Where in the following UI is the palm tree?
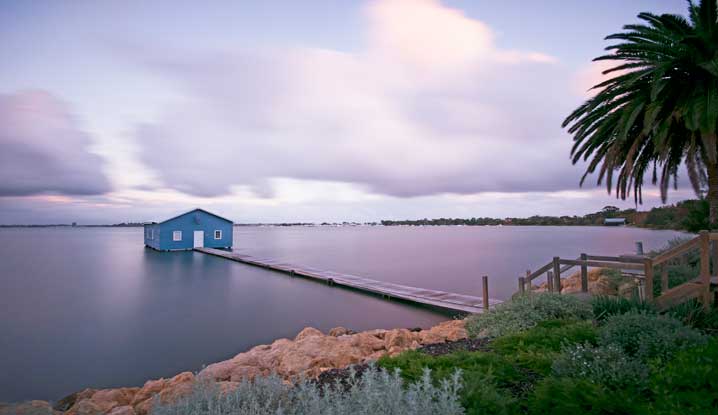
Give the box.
[563,0,718,226]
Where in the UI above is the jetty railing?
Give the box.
[519,231,718,310]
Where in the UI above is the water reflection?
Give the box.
[0,226,688,402]
[0,228,446,402]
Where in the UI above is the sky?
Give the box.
[0,0,694,224]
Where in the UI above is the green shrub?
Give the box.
[378,351,524,413]
[650,263,699,298]
[466,293,593,338]
[552,343,649,390]
[457,372,518,415]
[152,366,465,415]
[527,377,645,415]
[591,296,656,321]
[599,311,706,363]
[492,320,597,355]
[490,319,598,375]
[599,268,630,290]
[649,338,718,414]
[378,350,522,390]
[665,299,718,334]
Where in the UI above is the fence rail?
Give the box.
[519,231,718,310]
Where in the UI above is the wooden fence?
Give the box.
[518,231,718,310]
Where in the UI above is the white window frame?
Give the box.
[147,228,154,240]
[173,230,182,241]
[214,230,222,240]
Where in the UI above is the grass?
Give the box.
[592,295,656,321]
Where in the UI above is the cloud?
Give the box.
[572,60,632,98]
[0,91,111,196]
[135,0,576,199]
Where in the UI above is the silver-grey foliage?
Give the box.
[466,293,593,338]
[152,366,464,415]
[552,342,650,389]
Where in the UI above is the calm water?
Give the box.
[0,226,687,402]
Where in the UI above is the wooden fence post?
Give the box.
[552,257,561,293]
[712,239,718,276]
[699,230,711,308]
[518,277,525,295]
[660,264,668,294]
[547,271,554,292]
[580,253,588,292]
[526,270,532,292]
[643,258,654,301]
[482,275,490,311]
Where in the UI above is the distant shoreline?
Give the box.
[0,200,704,232]
[1,199,703,231]
[0,223,691,232]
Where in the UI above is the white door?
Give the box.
[193,231,204,248]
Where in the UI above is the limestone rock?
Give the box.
[418,329,444,345]
[131,379,166,406]
[349,332,385,353]
[532,268,633,297]
[427,320,467,342]
[589,277,616,296]
[384,329,414,350]
[155,372,194,407]
[328,326,350,337]
[129,374,186,415]
[132,399,153,415]
[0,400,54,415]
[65,399,104,415]
[294,327,323,341]
[107,406,135,415]
[65,387,139,415]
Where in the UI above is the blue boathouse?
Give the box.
[144,208,233,251]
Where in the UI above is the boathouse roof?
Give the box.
[150,208,234,225]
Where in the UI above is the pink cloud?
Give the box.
[573,60,630,98]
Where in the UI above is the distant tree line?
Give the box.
[381,199,709,232]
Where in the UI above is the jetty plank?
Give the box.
[195,247,502,314]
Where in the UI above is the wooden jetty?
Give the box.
[195,247,502,314]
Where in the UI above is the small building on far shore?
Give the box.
[603,218,626,226]
[144,208,233,251]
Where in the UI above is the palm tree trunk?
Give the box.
[709,162,718,228]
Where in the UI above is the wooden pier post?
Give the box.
[482,275,490,311]
[635,241,644,256]
[699,230,711,308]
[518,277,525,295]
[580,253,588,292]
[552,257,561,293]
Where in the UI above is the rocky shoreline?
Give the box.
[1,320,467,415]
